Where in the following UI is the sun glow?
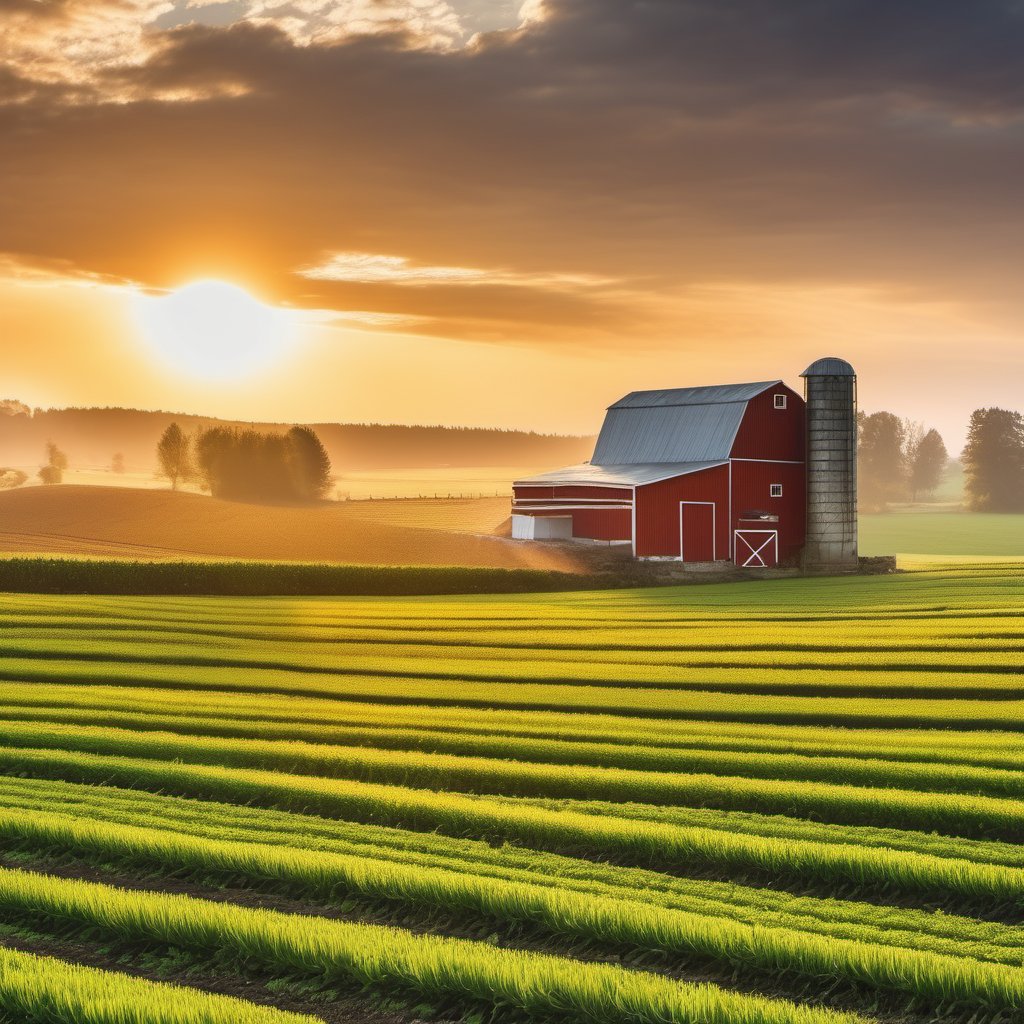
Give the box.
[131,280,298,381]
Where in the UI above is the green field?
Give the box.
[860,511,1024,557]
[0,563,1021,1023]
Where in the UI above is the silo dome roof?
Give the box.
[800,357,855,377]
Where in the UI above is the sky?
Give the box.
[2,0,1024,447]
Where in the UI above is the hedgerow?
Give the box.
[0,557,592,596]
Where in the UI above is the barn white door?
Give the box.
[679,501,716,562]
[734,530,778,567]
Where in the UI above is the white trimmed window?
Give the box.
[773,394,787,409]
[770,483,783,497]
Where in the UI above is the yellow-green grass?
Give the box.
[0,867,863,1024]
[3,771,1023,903]
[0,776,1020,955]
[0,947,314,1024]
[5,744,1024,907]
[0,564,1021,1022]
[860,512,1024,558]
[1,792,1024,1006]
[0,704,1017,797]
[0,718,1020,837]
[0,683,1021,770]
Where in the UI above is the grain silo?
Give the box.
[800,357,858,572]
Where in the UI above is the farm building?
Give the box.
[512,358,857,569]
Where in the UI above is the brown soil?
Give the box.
[0,486,586,572]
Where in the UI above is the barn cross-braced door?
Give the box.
[734,529,778,567]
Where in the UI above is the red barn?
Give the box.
[512,380,807,566]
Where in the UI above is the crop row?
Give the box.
[10,613,1024,649]
[5,634,1024,692]
[5,772,1022,928]
[0,718,1020,838]
[510,795,1024,869]
[3,795,1024,1005]
[0,865,861,1024]
[0,946,312,1024]
[3,681,1020,771]
[13,624,1024,666]
[0,658,1020,729]
[0,706,1019,802]
[2,744,1023,904]
[1,705,1020,798]
[2,772,1020,918]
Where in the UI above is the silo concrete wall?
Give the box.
[803,375,858,572]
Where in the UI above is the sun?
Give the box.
[131,279,298,381]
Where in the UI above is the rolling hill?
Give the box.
[0,485,584,571]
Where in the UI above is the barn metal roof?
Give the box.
[514,461,727,488]
[592,380,781,465]
[609,381,780,409]
[800,357,855,377]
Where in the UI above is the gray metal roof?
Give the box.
[609,381,780,409]
[592,380,778,464]
[801,357,855,377]
[514,461,727,488]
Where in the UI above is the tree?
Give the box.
[38,441,67,484]
[858,412,906,510]
[195,428,232,495]
[156,423,192,490]
[0,469,27,489]
[195,426,332,502]
[908,428,948,501]
[45,442,67,472]
[287,427,332,500]
[0,399,30,418]
[901,419,924,475]
[962,408,1024,511]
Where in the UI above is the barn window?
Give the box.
[773,394,787,409]
[770,483,783,497]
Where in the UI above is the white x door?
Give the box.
[734,530,778,567]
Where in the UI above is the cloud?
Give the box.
[0,1,173,90]
[0,252,137,289]
[2,1,1024,348]
[328,309,428,328]
[299,251,613,289]
[0,0,506,100]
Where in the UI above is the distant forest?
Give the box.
[0,402,594,472]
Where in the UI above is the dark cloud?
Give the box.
[2,0,1024,343]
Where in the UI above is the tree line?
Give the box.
[961,408,1024,512]
[157,424,332,502]
[859,406,1024,512]
[1,403,593,471]
[857,413,948,510]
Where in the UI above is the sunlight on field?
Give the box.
[0,564,1019,1021]
[13,465,529,500]
[860,511,1024,557]
[0,486,576,569]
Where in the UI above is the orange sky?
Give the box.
[3,1,1024,449]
